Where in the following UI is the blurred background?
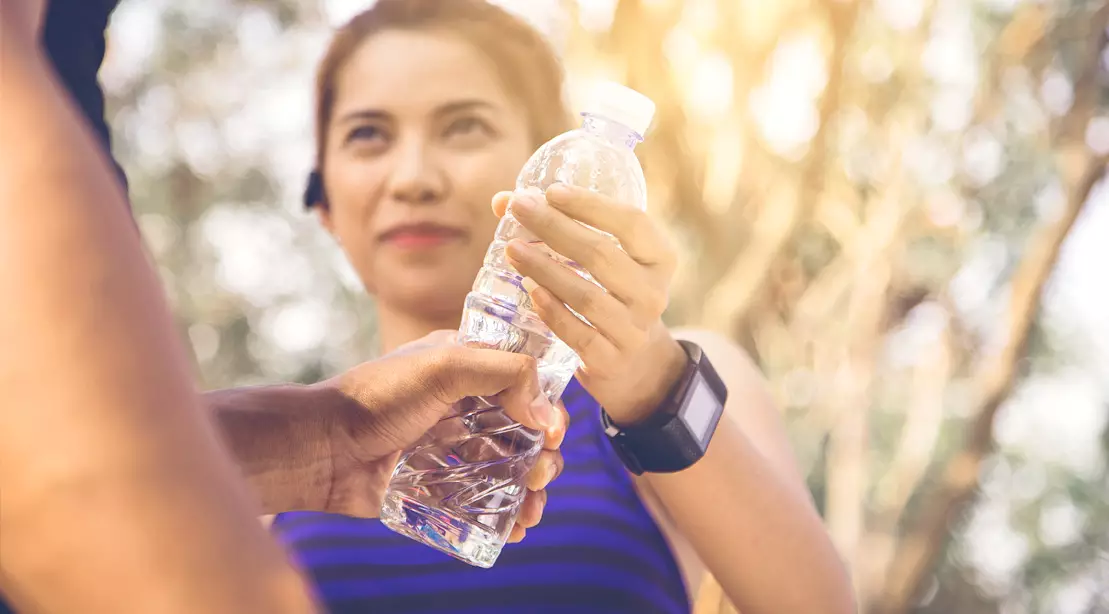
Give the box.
[100,0,1109,612]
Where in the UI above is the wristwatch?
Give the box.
[601,340,728,475]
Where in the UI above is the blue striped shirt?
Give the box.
[274,377,690,613]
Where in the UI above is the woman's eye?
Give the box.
[444,117,494,141]
[347,125,387,143]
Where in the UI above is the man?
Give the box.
[0,2,563,613]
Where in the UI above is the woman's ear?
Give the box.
[304,169,335,234]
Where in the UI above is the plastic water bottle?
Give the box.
[380,82,656,567]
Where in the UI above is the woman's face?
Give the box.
[318,29,534,319]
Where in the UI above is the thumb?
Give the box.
[422,345,559,432]
[490,191,512,218]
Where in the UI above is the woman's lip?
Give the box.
[379,226,467,248]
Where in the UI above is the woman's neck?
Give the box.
[377,303,462,354]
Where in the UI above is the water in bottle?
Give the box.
[380,82,656,567]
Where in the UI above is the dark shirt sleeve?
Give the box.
[40,0,127,192]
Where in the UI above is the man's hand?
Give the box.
[319,332,566,541]
[213,332,567,541]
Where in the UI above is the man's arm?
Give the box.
[0,12,318,614]
[204,332,566,520]
[205,385,335,514]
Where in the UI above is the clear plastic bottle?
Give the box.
[380,82,656,567]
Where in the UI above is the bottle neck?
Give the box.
[581,113,642,150]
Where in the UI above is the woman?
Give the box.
[274,1,855,613]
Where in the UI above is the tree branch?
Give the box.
[871,3,1108,608]
[872,151,1108,613]
[698,0,860,333]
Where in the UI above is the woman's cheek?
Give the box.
[457,146,524,193]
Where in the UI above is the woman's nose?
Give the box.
[388,139,446,206]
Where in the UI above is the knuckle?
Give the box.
[427,344,457,367]
[426,347,466,398]
[533,205,555,229]
[626,327,649,352]
[643,288,669,317]
[357,413,411,456]
[574,285,602,315]
[574,289,594,313]
[595,240,619,268]
[513,353,538,383]
[579,331,608,361]
[579,239,605,269]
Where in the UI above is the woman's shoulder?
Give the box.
[670,327,808,487]
[669,327,771,396]
[670,328,754,367]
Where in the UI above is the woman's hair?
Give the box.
[305,0,571,207]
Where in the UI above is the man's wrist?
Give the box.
[207,384,335,514]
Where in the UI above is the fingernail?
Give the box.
[545,461,559,486]
[521,277,538,294]
[530,393,558,430]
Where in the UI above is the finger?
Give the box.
[515,488,548,529]
[544,183,676,271]
[525,449,564,491]
[479,391,566,447]
[491,191,513,218]
[425,346,560,431]
[542,402,571,450]
[524,283,624,371]
[507,524,526,544]
[509,192,655,306]
[507,241,647,348]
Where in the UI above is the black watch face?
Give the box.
[679,372,724,448]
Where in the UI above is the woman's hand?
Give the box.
[493,185,688,426]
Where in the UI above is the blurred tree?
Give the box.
[106,0,379,392]
[558,0,1109,612]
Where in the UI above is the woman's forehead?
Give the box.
[331,29,515,118]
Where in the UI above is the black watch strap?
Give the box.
[601,340,728,475]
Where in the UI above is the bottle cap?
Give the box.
[582,81,656,137]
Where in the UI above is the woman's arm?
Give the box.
[498,187,855,614]
[0,14,318,614]
[638,329,856,614]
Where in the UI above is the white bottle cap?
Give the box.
[582,81,657,137]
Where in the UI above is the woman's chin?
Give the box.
[380,276,471,321]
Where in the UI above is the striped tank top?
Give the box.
[273,377,690,613]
